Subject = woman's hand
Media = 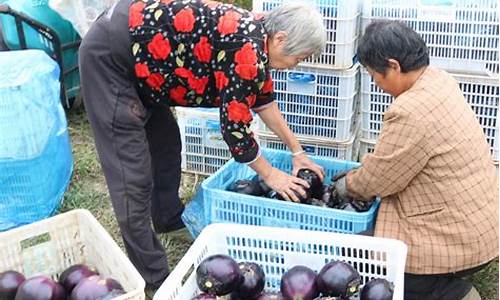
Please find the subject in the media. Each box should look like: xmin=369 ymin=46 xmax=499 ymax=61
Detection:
xmin=291 ymin=152 xmax=325 ymax=181
xmin=262 ymin=167 xmax=310 ymax=202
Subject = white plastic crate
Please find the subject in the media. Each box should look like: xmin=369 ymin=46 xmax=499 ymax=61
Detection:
xmin=362 ymin=0 xmax=499 ymax=76
xmin=258 ymin=64 xmax=359 ymax=141
xmin=360 ymin=70 xmax=499 ymax=160
xmin=155 ymin=223 xmax=407 ymax=300
xmin=253 ymin=0 xmax=360 ymax=68
xmin=0 ymin=209 xmax=145 ymax=300
xmin=177 ymin=107 xmax=259 ymax=175
xmin=257 ymin=132 xmax=358 ymax=161
xmin=358 ymin=138 xmax=377 ymax=162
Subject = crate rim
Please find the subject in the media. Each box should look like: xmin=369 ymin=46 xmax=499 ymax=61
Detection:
xmin=256 ymin=131 xmax=357 ymax=146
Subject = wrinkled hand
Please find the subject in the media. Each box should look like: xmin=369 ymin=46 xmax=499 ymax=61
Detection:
xmin=263 ymin=167 xmax=310 ymax=202
xmin=291 ymin=153 xmax=325 ymax=181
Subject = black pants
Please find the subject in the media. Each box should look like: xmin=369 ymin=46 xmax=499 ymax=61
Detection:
xmin=78 ymin=0 xmax=184 ymax=287
xmin=359 ymin=229 xmax=489 ymax=299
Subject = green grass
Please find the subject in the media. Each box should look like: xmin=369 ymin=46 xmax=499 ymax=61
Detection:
xmin=62 ymin=107 xmax=499 ymax=299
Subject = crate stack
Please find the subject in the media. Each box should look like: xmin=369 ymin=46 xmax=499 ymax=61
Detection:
xmin=359 ymin=0 xmax=499 ymax=162
xmin=253 ymin=0 xmax=362 ymax=161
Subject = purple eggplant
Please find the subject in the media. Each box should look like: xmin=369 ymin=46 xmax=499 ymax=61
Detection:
xmin=228 ymin=180 xmax=264 ymax=196
xmin=317 ymin=261 xmax=361 ymax=298
xmin=15 ymin=275 xmax=66 ymax=300
xmin=70 ymin=275 xmax=123 ymax=300
xmin=0 ymin=270 xmax=25 ymax=300
xmin=280 ymin=266 xmax=318 ymax=300
xmin=59 ymin=264 xmax=98 ymax=293
xmin=360 ymin=278 xmax=394 ymax=300
xmin=235 ymin=262 xmax=265 ymax=300
xmin=196 ymin=255 xmax=242 ymax=296
xmin=297 ymin=169 xmax=323 ymax=200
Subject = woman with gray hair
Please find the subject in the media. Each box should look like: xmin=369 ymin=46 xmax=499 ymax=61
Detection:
xmin=78 ymin=0 xmax=326 ymax=296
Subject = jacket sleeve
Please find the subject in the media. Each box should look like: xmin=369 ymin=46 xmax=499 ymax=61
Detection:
xmin=216 ymin=42 xmax=271 ymax=163
xmin=347 ymin=103 xmax=431 ymax=199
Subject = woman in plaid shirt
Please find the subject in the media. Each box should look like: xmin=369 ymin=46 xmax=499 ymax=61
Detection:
xmin=335 ymin=21 xmax=498 ymax=300
xmin=79 ymin=0 xmax=326 ymax=294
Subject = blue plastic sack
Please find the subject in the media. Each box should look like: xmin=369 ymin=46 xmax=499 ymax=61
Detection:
xmin=0 ymin=50 xmax=73 ymax=231
xmin=181 ymin=187 xmax=207 ymax=238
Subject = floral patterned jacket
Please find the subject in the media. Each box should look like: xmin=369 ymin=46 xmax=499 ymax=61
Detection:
xmin=129 ymin=0 xmax=274 ymax=163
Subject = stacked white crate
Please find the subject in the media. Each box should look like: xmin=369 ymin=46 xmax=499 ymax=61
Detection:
xmin=359 ymin=0 xmax=499 ymax=162
xmin=253 ymin=0 xmax=363 ymax=160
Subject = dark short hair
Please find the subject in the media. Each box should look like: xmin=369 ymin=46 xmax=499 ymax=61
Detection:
xmin=357 ymin=20 xmax=429 ymax=74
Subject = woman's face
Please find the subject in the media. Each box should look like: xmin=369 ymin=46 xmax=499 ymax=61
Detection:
xmin=267 ymin=32 xmax=309 ymax=69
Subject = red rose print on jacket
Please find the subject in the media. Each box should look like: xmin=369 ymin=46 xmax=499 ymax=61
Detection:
xmin=174 ymin=8 xmax=195 ymax=32
xmin=262 ymin=76 xmax=273 ymax=93
xmin=193 ymin=37 xmax=212 ymax=63
xmin=234 ymin=42 xmax=258 ymax=80
xmin=188 ymin=76 xmax=209 ymax=94
xmin=227 ymin=100 xmax=253 ymax=123
xmin=135 ymin=63 xmax=150 ymax=78
xmin=174 ymin=67 xmax=193 ymax=79
xmin=235 ymin=43 xmax=257 ymax=64
xmin=170 ymin=86 xmax=188 ymax=105
xmin=129 ymin=1 xmax=146 ymax=28
xmin=174 ymin=68 xmax=208 ymax=94
xmin=147 ymin=33 xmax=171 ymax=60
xmin=146 ymin=73 xmax=165 ymax=91
xmin=160 ymin=0 xmax=174 ymax=4
xmin=217 ymin=10 xmax=241 ymax=35
xmin=214 ymin=71 xmax=229 ymax=91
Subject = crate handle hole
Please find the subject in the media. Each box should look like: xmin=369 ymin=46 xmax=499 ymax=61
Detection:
xmin=181 ymin=264 xmax=195 ymax=286
xmin=20 ymin=232 xmax=51 ymax=250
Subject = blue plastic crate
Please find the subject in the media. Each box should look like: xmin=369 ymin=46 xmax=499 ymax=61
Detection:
xmin=196 ymin=149 xmax=379 ymax=236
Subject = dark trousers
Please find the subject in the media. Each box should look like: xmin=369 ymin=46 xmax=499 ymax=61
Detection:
xmin=78 ymin=0 xmax=184 ymax=287
xmin=358 ymin=229 xmax=489 ymax=299
xmin=404 ymin=263 xmax=489 ymax=300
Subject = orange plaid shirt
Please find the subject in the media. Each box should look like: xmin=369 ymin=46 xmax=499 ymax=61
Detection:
xmin=348 ymin=67 xmax=499 ymax=274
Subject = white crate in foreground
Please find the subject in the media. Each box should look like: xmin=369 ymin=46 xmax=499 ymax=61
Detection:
xmin=0 ymin=209 xmax=145 ymax=300
xmin=156 ymin=223 xmax=407 ymax=300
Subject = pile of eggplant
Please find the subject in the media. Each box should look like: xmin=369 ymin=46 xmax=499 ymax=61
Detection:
xmin=227 ymin=169 xmax=375 ymax=212
xmin=192 ymin=254 xmax=394 ymax=300
xmin=0 ymin=264 xmax=125 ymax=300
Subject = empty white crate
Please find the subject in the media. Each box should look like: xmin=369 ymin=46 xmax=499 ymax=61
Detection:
xmin=362 ymin=0 xmax=499 ymax=76
xmin=360 ymin=70 xmax=499 ymax=160
xmin=257 ymin=64 xmax=359 ymax=141
xmin=258 ymin=131 xmax=359 ymax=161
xmin=155 ymin=223 xmax=408 ymax=300
xmin=177 ymin=107 xmax=259 ymax=175
xmin=253 ymin=0 xmax=361 ymax=68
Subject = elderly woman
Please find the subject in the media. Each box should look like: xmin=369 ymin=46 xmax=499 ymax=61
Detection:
xmin=335 ymin=20 xmax=498 ymax=300
xmin=79 ymin=0 xmax=326 ymax=294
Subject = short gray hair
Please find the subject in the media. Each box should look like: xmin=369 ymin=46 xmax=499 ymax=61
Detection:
xmin=263 ymin=3 xmax=326 ymax=57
